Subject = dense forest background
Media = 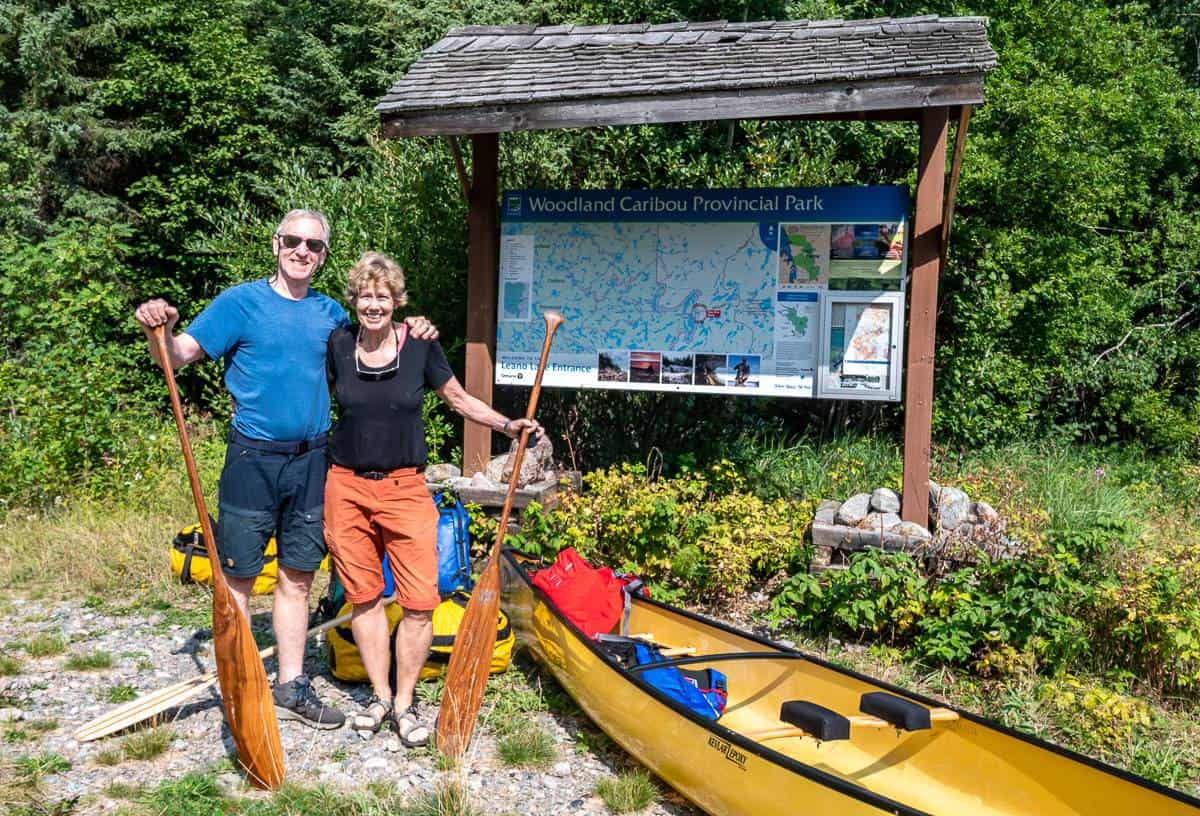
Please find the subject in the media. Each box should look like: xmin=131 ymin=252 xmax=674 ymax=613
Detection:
xmin=1 ymin=0 xmax=1198 ymax=507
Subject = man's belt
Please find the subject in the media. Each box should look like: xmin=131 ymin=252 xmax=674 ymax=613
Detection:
xmin=228 ymin=428 xmax=328 ymax=455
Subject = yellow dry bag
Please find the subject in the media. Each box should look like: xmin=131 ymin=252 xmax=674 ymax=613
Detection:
xmin=169 ymin=521 xmax=279 ymax=595
xmin=327 ymin=591 xmax=513 ymax=683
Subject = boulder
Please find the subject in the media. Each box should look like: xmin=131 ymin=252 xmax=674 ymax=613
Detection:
xmin=894 ymin=521 xmax=933 ymax=541
xmin=814 ymin=499 xmax=840 ymax=526
xmin=502 ymin=435 xmax=555 ymax=488
xmin=484 ymin=454 xmax=509 ymax=485
xmin=870 ymin=488 xmax=901 ymax=514
xmin=858 ymin=512 xmax=903 ymax=532
xmin=471 ymin=471 xmax=500 ymax=489
xmin=835 ymin=493 xmax=871 ymax=526
xmin=927 ymin=479 xmax=942 ymax=503
xmin=971 ymin=501 xmax=1000 ymax=526
xmin=425 ymin=462 xmax=461 ymax=482
xmin=933 ymin=485 xmax=970 ymax=531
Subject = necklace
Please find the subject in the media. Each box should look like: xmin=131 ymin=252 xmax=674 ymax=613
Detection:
xmin=355 ymin=325 xmax=400 ymax=380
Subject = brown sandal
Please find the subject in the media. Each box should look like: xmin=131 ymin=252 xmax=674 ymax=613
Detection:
xmin=387 ymin=702 xmax=430 ymax=748
xmin=351 ymin=694 xmax=393 ymax=732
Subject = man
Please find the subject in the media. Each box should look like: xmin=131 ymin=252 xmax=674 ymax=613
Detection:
xmin=734 ymin=357 xmax=751 ymax=386
xmin=135 ymin=209 xmax=436 ymax=729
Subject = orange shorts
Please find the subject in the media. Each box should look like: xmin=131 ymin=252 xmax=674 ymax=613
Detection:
xmin=323 ymin=464 xmax=440 ymax=610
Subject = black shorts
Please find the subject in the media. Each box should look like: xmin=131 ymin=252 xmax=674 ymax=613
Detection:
xmin=216 ymin=432 xmax=328 ymax=578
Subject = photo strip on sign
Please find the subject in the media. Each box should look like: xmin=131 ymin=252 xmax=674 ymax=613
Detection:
xmin=495 ymin=187 xmax=909 ymax=399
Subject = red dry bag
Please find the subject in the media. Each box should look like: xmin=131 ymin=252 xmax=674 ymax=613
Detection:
xmin=532 ymin=548 xmax=644 ymax=638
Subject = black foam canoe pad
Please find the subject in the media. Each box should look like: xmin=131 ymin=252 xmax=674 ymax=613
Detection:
xmin=860 ymin=692 xmax=931 ymax=731
xmin=780 ymin=700 xmax=851 ymax=741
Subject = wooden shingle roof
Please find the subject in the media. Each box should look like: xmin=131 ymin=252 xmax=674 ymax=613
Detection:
xmin=377 ymin=16 xmax=997 ymax=136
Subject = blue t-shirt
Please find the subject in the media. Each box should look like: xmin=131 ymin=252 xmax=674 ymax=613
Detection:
xmin=186 ymin=279 xmax=350 ymax=441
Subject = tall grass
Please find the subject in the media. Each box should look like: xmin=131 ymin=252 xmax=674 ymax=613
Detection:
xmin=942 ymin=442 xmax=1149 ymax=535
xmin=722 ymin=431 xmax=902 ymax=502
xmin=723 ymin=430 xmax=1196 ymax=549
xmin=0 ymin=424 xmax=225 ymax=601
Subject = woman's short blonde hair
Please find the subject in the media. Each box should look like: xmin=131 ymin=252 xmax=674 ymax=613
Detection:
xmin=345 ymin=251 xmax=408 ymax=308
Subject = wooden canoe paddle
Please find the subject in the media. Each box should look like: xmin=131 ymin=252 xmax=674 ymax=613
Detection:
xmin=437 ymin=310 xmax=564 ymax=759
xmin=152 ymin=326 xmax=285 ymax=790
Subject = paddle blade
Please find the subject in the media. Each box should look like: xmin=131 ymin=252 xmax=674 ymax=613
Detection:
xmin=437 ymin=561 xmax=502 ymax=759
xmin=74 ymin=673 xmax=217 ymax=742
xmin=212 ymin=583 xmax=285 ymax=790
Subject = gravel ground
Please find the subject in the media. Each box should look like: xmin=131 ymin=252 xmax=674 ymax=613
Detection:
xmin=0 ymin=596 xmax=702 ymax=815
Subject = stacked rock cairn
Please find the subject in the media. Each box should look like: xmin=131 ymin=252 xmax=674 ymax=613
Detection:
xmin=810 ymin=481 xmax=1023 ymax=573
xmin=425 ymin=435 xmax=558 ymax=491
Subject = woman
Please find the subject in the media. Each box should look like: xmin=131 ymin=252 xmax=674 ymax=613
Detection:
xmin=324 ymin=251 xmax=541 ymax=745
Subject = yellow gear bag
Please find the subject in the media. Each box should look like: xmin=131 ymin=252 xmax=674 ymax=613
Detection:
xmin=169 ymin=522 xmax=278 ymax=595
xmin=327 ymin=590 xmax=513 ymax=683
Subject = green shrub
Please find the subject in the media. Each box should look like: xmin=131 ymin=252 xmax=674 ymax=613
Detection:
xmin=1040 ymin=675 xmax=1153 ymax=751
xmin=14 ymin=752 xmax=70 ymax=784
xmin=499 ymin=462 xmax=811 ymax=599
xmin=105 ymin=684 xmax=138 ymax=703
xmin=769 ymin=521 xmax=1138 ymax=677
xmin=136 ymin=770 xmax=226 ymax=816
xmin=1086 ymin=536 xmax=1200 ymax=692
xmin=398 ymin=780 xmax=482 ymax=816
xmin=94 ymin=747 xmax=124 ymax=767
xmin=768 ymin=549 xmax=928 ymax=643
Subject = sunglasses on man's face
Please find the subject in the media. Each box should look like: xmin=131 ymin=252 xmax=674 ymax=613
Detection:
xmin=277 ymin=233 xmax=328 ymax=254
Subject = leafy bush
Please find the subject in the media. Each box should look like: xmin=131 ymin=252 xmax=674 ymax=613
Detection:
xmin=1039 ymin=675 xmax=1153 ymax=755
xmin=492 ymin=462 xmax=811 ymax=600
xmin=769 ymin=521 xmax=1140 ymax=678
xmin=1087 ymin=535 xmax=1200 ymax=692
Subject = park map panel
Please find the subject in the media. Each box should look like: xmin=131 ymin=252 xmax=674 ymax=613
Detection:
xmin=496 ymin=187 xmax=909 ymax=398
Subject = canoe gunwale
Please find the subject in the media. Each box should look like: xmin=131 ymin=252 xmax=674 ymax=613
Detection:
xmin=501 ymin=549 xmax=929 ymax=816
xmin=625 ymin=651 xmax=807 ymax=673
xmin=500 ymin=548 xmax=1200 ymax=813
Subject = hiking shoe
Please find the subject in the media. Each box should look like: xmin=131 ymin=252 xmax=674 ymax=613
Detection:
xmin=273 ymin=675 xmax=345 ymax=729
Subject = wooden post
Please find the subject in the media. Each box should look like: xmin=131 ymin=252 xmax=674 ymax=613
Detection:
xmin=463 ymin=133 xmax=499 ymax=475
xmin=901 ymin=107 xmax=948 ymax=526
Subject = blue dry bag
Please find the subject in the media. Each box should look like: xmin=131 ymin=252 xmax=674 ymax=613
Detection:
xmin=634 ymin=643 xmax=728 ymax=720
xmin=380 ymin=553 xmax=396 ymax=597
xmin=434 ymin=491 xmax=473 ymax=595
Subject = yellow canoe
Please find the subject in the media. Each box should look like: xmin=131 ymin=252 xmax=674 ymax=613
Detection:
xmin=498 ymin=550 xmax=1200 ymax=815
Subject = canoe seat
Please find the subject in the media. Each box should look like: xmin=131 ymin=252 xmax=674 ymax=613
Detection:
xmin=780 ymin=701 xmax=850 ymax=741
xmin=859 ymin=692 xmax=931 ymax=731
